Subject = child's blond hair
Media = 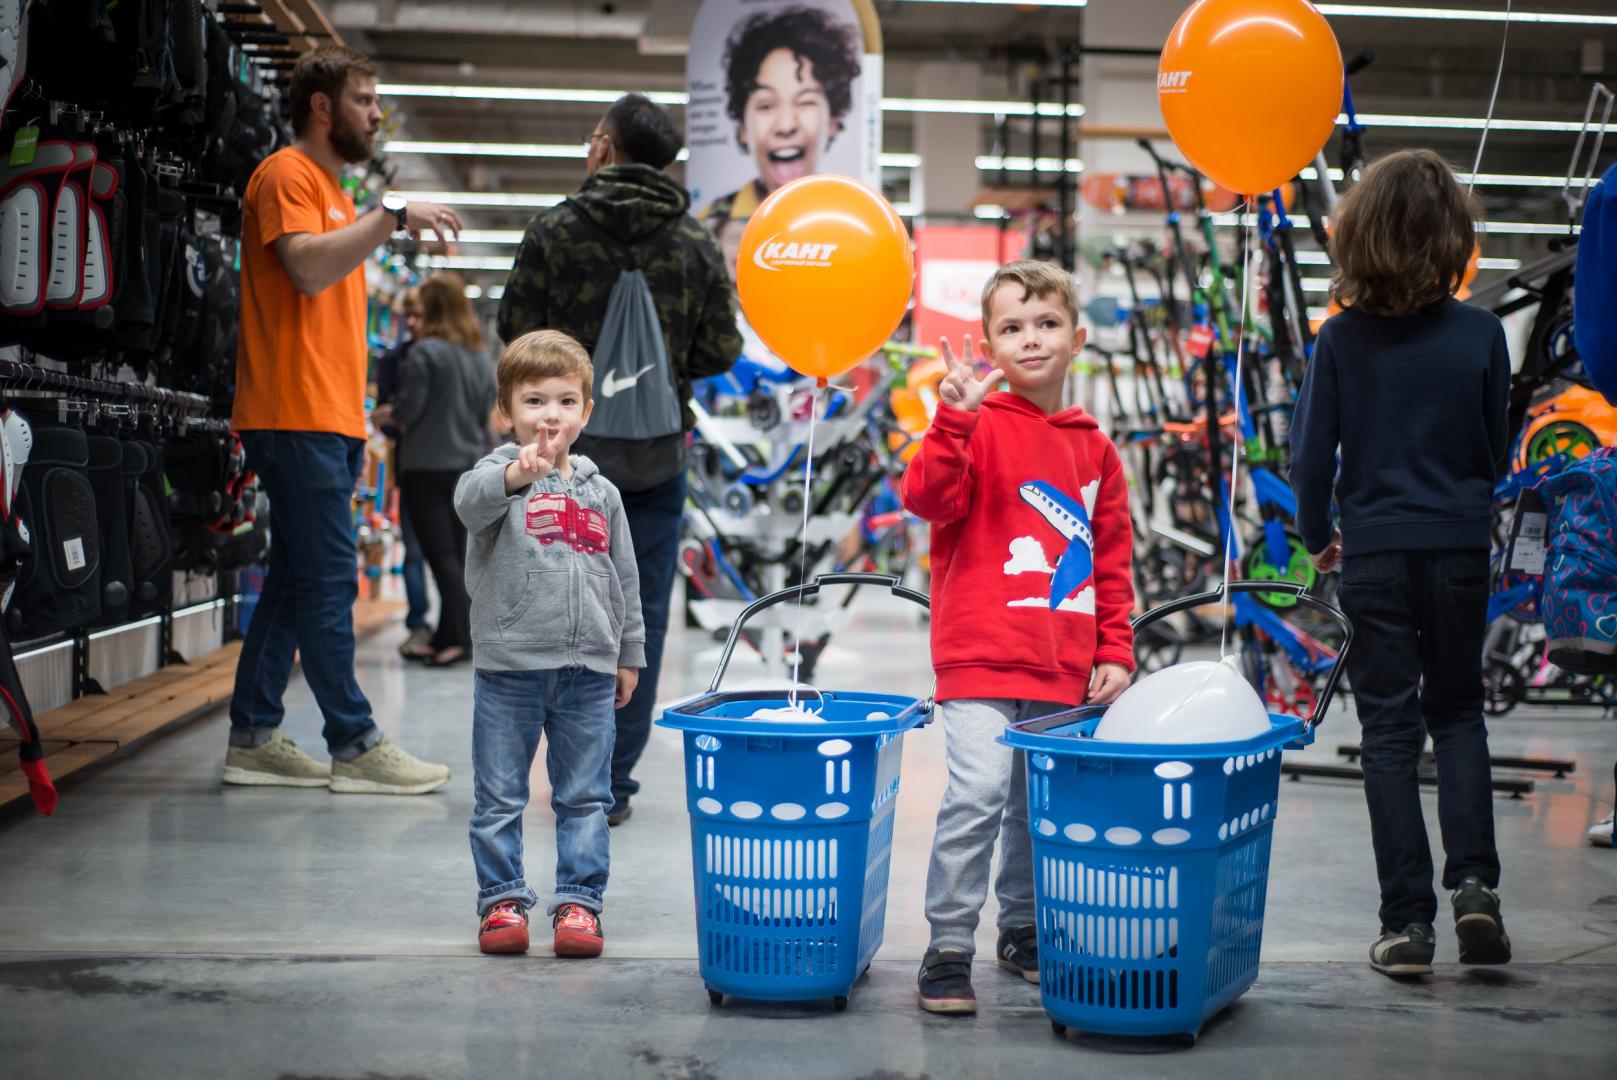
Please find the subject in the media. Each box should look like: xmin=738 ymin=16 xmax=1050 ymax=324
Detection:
xmin=980 ymin=260 xmax=1080 ymax=335
xmin=497 ymin=330 xmax=594 ymax=416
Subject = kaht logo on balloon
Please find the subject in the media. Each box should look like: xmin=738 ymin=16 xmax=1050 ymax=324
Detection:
xmin=737 ymin=174 xmax=915 ymax=386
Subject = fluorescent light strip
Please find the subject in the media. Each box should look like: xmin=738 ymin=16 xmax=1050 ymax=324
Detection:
xmin=977 ymin=154 xmax=1084 ymax=173
xmin=1301 ymin=166 xmax=1595 ymax=189
xmin=389 ymin=191 xmax=565 ymax=208
xmin=386 ymin=142 xmax=919 ymax=169
xmin=1290 ymin=251 xmax=1521 ymax=271
xmin=1214 ymin=213 xmax=1578 ymax=236
xmin=896 ymin=1 xmax=1087 ymax=7
xmin=378 ymin=84 xmax=1083 ymax=118
xmin=1346 ymin=112 xmax=1607 ymax=134
xmin=425 ymin=256 xmax=516 ymax=271
xmin=1318 ymin=4 xmax=1617 ymax=28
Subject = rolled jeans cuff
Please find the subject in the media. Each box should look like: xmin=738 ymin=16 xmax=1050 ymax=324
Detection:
xmin=478 ymin=879 xmax=540 ymax=916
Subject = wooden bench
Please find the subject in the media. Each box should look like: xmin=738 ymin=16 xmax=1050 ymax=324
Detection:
xmin=0 ymin=600 xmax=405 ymax=809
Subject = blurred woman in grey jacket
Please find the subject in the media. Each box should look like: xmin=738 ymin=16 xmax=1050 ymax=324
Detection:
xmin=391 ymin=273 xmax=497 ymax=666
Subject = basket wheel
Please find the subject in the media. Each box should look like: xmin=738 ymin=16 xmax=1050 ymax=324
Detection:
xmin=833 ymin=996 xmax=849 ymax=1012
xmin=1051 ymin=1021 xmax=1068 ymax=1037
xmin=1176 ymin=1032 xmax=1198 ymax=1049
xmin=707 ymin=989 xmax=723 ymax=1006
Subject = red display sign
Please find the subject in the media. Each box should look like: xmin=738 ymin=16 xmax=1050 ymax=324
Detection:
xmin=912 ymin=225 xmax=1029 ymax=350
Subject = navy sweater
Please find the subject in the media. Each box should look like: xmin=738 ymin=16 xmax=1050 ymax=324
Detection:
xmin=1290 ymin=299 xmax=1510 ymax=557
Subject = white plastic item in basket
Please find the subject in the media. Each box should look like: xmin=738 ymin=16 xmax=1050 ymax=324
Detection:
xmin=748 ymin=702 xmax=826 ymax=723
xmin=1092 ymin=656 xmax=1271 ymax=744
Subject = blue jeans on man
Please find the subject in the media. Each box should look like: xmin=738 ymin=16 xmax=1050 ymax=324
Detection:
xmin=229 ymin=431 xmax=381 ymax=758
xmin=609 ymin=472 xmax=686 ymax=814
xmin=471 ymin=666 xmax=617 ymax=915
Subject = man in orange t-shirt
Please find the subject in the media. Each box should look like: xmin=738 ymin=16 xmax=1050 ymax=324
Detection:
xmin=224 ymin=46 xmax=463 ymax=796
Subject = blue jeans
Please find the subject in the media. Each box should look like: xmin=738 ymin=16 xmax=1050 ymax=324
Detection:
xmin=611 ymin=471 xmax=687 ymax=810
xmin=230 ymin=431 xmax=379 ymax=758
xmin=398 ymin=500 xmax=430 ymax=632
xmin=471 ymin=667 xmax=617 ymax=915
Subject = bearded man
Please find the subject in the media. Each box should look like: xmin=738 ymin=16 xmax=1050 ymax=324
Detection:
xmin=224 ymin=47 xmax=462 ymax=796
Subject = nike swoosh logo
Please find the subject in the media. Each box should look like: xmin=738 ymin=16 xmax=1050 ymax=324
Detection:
xmin=600 ymin=364 xmax=655 ymax=399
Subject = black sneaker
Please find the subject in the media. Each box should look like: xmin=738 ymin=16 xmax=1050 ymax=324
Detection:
xmin=917 ymin=948 xmax=976 ymax=1014
xmin=996 ymin=924 xmax=1040 ymax=984
xmin=607 ymin=804 xmax=633 ymax=828
xmin=1369 ymin=923 xmax=1436 ymax=976
xmin=1451 ymin=877 xmax=1512 ymax=965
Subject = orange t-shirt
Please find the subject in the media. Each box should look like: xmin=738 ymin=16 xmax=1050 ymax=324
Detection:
xmin=233 ymin=147 xmax=368 ymax=439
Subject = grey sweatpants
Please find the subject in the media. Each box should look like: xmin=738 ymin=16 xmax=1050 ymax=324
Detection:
xmin=924 ymin=697 xmax=1069 ymax=954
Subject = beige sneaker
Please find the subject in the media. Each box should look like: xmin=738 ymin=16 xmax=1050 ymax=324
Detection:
xmin=329 ymin=737 xmax=451 ymax=795
xmin=222 ymin=730 xmax=331 ymax=788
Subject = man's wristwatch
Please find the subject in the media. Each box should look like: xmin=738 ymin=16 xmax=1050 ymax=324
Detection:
xmin=381 ymin=193 xmax=409 ymax=234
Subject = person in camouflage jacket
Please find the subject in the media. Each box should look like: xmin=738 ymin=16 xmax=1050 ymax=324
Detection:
xmin=496 ymin=93 xmax=741 ymax=827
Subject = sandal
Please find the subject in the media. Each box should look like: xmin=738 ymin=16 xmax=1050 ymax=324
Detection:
xmin=423 ymin=647 xmax=470 ymax=668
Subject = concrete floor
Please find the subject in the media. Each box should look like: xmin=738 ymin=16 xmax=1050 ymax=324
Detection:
xmin=1 ymin=589 xmax=1614 ymax=1078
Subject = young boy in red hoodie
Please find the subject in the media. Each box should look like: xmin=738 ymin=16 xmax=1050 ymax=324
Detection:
xmin=904 ymin=260 xmax=1135 ymax=1015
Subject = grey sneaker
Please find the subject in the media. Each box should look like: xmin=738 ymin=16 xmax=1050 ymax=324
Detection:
xmin=222 ymin=730 xmax=330 ymax=788
xmin=1370 ymin=923 xmax=1436 ymax=976
xmin=329 ymin=737 xmax=451 ymax=795
xmin=1451 ymin=877 xmax=1512 ymax=965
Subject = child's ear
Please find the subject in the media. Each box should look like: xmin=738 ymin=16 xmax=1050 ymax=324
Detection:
xmin=976 ymin=336 xmax=992 ymax=362
xmin=580 ymin=399 xmax=595 ymax=428
xmin=1073 ymin=325 xmax=1089 ymax=353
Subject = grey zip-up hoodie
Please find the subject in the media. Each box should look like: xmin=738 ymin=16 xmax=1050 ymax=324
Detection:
xmin=454 ymin=446 xmax=646 ymax=674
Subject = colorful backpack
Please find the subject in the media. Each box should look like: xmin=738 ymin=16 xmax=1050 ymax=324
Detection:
xmin=1538 ymin=446 xmax=1617 ymax=673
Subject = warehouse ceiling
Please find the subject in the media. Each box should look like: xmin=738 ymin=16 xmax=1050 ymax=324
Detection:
xmin=309 ymin=1 xmax=1617 ymax=289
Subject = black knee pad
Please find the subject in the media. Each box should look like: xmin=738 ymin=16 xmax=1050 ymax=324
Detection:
xmin=12 ymin=421 xmax=102 ymax=637
xmin=87 ymin=433 xmax=130 ymax=625
xmin=125 ymin=437 xmax=172 ymax=618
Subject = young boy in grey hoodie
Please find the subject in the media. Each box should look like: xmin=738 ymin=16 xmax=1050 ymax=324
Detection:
xmin=453 ymin=330 xmax=645 ymax=958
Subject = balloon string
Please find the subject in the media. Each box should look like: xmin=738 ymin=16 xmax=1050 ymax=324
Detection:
xmin=1469 ymin=0 xmax=1514 ymax=195
xmin=788 ymin=386 xmax=819 ymax=707
xmin=1218 ymin=202 xmax=1253 ymax=659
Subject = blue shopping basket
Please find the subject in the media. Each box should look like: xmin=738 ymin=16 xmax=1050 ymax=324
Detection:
xmin=657 ymin=572 xmax=933 ymax=1010
xmin=1001 ymin=582 xmax=1353 ymax=1043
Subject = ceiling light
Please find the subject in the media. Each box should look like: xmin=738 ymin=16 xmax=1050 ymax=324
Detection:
xmin=974 ymin=205 xmax=1008 ymax=219
xmin=1347 ymin=112 xmax=1604 ymax=134
xmin=1288 ymin=250 xmax=1521 ymax=271
xmin=1300 ymin=166 xmax=1594 ymax=189
xmin=379 ymin=84 xmax=1083 ymax=118
xmin=1214 ymin=213 xmax=1578 ymax=236
xmin=424 ymin=256 xmax=516 ymax=272
xmin=452 ymin=230 xmax=527 ymax=245
xmin=1318 ymin=4 xmax=1617 ymax=28
xmin=463 ymin=284 xmax=484 ymax=299
xmin=896 ymin=1 xmax=1087 ymax=7
xmin=977 ymin=154 xmax=1084 ymax=173
xmin=388 ymin=191 xmax=565 ymax=208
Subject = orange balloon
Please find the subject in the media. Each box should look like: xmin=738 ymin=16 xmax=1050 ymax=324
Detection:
xmin=1159 ymin=0 xmax=1344 ymax=195
xmin=737 ymin=175 xmax=914 ymax=384
xmin=1457 ymin=241 xmax=1481 ymax=299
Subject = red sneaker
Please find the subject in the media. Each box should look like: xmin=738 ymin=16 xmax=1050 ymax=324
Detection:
xmin=553 ymin=903 xmax=604 ymax=957
xmin=479 ymin=900 xmax=530 ymax=955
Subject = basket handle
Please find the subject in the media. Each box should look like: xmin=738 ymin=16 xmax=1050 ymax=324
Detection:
xmin=708 ymin=572 xmax=931 ymax=694
xmin=1129 ymin=581 xmax=1354 ymax=731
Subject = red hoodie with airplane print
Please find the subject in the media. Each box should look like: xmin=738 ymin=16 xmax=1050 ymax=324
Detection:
xmin=903 ymin=393 xmax=1135 ymax=706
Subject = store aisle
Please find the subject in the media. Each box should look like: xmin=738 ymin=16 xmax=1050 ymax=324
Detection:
xmin=0 ymin=593 xmax=1613 ymax=1077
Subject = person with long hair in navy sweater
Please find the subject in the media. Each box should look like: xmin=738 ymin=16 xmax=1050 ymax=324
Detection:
xmin=1292 ymin=150 xmax=1513 ymax=978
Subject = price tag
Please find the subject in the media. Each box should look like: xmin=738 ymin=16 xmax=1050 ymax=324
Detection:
xmin=9 ymin=126 xmax=40 ymax=167
xmin=63 ymin=537 xmax=87 ymax=572
xmin=1186 ymin=324 xmax=1215 ymax=359
xmin=1506 ymin=488 xmax=1548 ymax=576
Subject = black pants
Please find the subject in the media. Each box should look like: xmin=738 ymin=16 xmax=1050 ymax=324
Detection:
xmin=610 ymin=471 xmax=688 ymax=811
xmin=398 ymin=470 xmax=472 ymax=653
xmin=1338 ymin=549 xmax=1502 ymax=928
